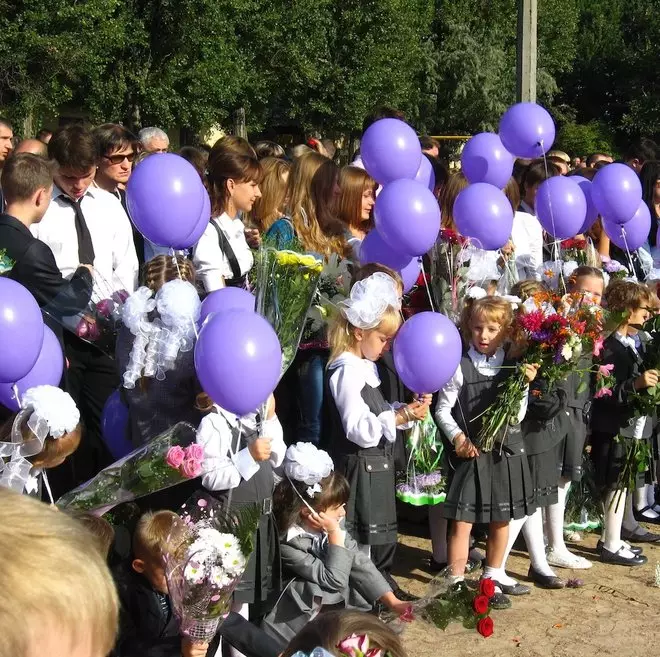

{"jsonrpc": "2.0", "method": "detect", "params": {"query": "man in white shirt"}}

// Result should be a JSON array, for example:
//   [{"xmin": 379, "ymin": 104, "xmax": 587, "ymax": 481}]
[{"xmin": 32, "ymin": 124, "xmax": 139, "ymax": 490}]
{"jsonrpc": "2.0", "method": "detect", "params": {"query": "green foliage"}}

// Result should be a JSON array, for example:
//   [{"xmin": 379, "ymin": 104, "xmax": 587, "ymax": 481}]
[{"xmin": 556, "ymin": 121, "xmax": 616, "ymax": 157}]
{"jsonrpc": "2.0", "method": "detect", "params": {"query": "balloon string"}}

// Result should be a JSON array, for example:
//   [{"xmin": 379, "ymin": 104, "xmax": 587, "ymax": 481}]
[
  {"xmin": 12, "ymin": 384, "xmax": 20, "ymax": 408},
  {"xmin": 620, "ymin": 227, "xmax": 637, "ymax": 282},
  {"xmin": 419, "ymin": 257, "xmax": 436, "ymax": 312},
  {"xmin": 170, "ymin": 248, "xmax": 200, "ymax": 339},
  {"xmin": 42, "ymin": 470, "xmax": 55, "ymax": 506}
]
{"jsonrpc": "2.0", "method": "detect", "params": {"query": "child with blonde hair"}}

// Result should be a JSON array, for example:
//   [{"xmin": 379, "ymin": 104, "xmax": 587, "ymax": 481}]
[
  {"xmin": 324, "ymin": 273, "xmax": 431, "ymax": 592},
  {"xmin": 435, "ymin": 296, "xmax": 538, "ymax": 608}
]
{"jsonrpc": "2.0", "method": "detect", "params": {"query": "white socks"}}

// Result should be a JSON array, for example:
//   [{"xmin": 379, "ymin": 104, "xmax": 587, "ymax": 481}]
[
  {"xmin": 522, "ymin": 509, "xmax": 556, "ymax": 577},
  {"xmin": 635, "ymin": 484, "xmax": 660, "ymax": 519},
  {"xmin": 497, "ymin": 517, "xmax": 526, "ymax": 585},
  {"xmin": 429, "ymin": 504, "xmax": 448, "ymax": 563},
  {"xmin": 545, "ymin": 478, "xmax": 572, "ymax": 556},
  {"xmin": 602, "ymin": 489, "xmax": 635, "ymax": 558}
]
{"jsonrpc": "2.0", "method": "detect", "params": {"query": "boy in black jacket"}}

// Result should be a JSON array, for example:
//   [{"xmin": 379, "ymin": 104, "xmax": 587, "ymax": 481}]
[{"xmin": 113, "ymin": 510, "xmax": 282, "ymax": 657}]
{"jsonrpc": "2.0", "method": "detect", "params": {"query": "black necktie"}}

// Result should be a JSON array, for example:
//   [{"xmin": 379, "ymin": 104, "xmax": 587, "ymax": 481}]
[{"xmin": 60, "ymin": 195, "xmax": 96, "ymax": 264}]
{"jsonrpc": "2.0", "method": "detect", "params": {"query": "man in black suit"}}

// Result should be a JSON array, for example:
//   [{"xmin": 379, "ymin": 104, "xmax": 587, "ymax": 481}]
[{"xmin": 0, "ymin": 153, "xmax": 94, "ymax": 344}]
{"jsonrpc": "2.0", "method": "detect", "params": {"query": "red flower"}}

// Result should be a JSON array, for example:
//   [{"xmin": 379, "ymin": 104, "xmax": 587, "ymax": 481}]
[
  {"xmin": 518, "ymin": 310, "xmax": 544, "ymax": 333},
  {"xmin": 477, "ymin": 616, "xmax": 494, "ymax": 638},
  {"xmin": 479, "ymin": 578, "xmax": 496, "ymax": 599},
  {"xmin": 473, "ymin": 594, "xmax": 490, "ymax": 615}
]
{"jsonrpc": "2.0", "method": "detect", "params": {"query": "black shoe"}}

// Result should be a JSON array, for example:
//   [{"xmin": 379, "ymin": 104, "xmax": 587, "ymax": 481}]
[
  {"xmin": 527, "ymin": 566, "xmax": 565, "ymax": 589},
  {"xmin": 621, "ymin": 527, "xmax": 660, "ymax": 543},
  {"xmin": 596, "ymin": 540, "xmax": 643, "ymax": 555},
  {"xmin": 427, "ymin": 557, "xmax": 480, "ymax": 574},
  {"xmin": 633, "ymin": 506, "xmax": 660, "ymax": 525},
  {"xmin": 489, "ymin": 591, "xmax": 512, "ymax": 609},
  {"xmin": 491, "ymin": 580, "xmax": 531, "ymax": 596},
  {"xmin": 392, "ymin": 587, "xmax": 419, "ymax": 602},
  {"xmin": 600, "ymin": 546, "xmax": 648, "ymax": 567}
]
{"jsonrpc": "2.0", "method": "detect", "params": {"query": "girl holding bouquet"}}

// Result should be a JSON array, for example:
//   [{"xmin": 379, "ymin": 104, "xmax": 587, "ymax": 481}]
[
  {"xmin": 195, "ymin": 393, "xmax": 286, "ymax": 653},
  {"xmin": 324, "ymin": 272, "xmax": 431, "ymax": 592},
  {"xmin": 263, "ymin": 443, "xmax": 411, "ymax": 644},
  {"xmin": 435, "ymin": 296, "xmax": 538, "ymax": 608},
  {"xmin": 591, "ymin": 280, "xmax": 658, "ymax": 565}
]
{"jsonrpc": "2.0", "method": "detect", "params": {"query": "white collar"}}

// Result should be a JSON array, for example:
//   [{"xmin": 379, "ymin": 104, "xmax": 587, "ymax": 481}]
[
  {"xmin": 468, "ymin": 345, "xmax": 505, "ymax": 366},
  {"xmin": 615, "ymin": 331, "xmax": 637, "ymax": 351},
  {"xmin": 215, "ymin": 405, "xmax": 258, "ymax": 427},
  {"xmin": 328, "ymin": 351, "xmax": 381, "ymax": 388},
  {"xmin": 285, "ymin": 523, "xmax": 321, "ymax": 542},
  {"xmin": 54, "ymin": 184, "xmax": 98, "ymax": 202}
]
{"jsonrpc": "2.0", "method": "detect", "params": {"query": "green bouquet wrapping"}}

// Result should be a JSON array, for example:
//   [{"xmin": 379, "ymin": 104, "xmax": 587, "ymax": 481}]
[
  {"xmin": 396, "ymin": 412, "xmax": 446, "ymax": 506},
  {"xmin": 254, "ymin": 246, "xmax": 324, "ymax": 376},
  {"xmin": 56, "ymin": 422, "xmax": 201, "ymax": 514}
]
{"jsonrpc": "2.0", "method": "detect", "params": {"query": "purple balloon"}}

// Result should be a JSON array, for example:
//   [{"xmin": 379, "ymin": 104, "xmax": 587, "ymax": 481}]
[
  {"xmin": 374, "ymin": 179, "xmax": 441, "ymax": 257},
  {"xmin": 101, "ymin": 390, "xmax": 133, "ymax": 460},
  {"xmin": 127, "ymin": 153, "xmax": 207, "ymax": 248},
  {"xmin": 603, "ymin": 201, "xmax": 651, "ymax": 251},
  {"xmin": 393, "ymin": 312, "xmax": 462, "ymax": 393},
  {"xmin": 0, "ymin": 278, "xmax": 44, "ymax": 383},
  {"xmin": 592, "ymin": 163, "xmax": 643, "ymax": 226},
  {"xmin": 0, "ymin": 326, "xmax": 63, "ymax": 411},
  {"xmin": 359, "ymin": 230, "xmax": 411, "ymax": 270},
  {"xmin": 400, "ymin": 258, "xmax": 421, "ymax": 294},
  {"xmin": 415, "ymin": 155, "xmax": 436, "ymax": 192},
  {"xmin": 172, "ymin": 187, "xmax": 211, "ymax": 250},
  {"xmin": 195, "ymin": 309, "xmax": 282, "ymax": 417},
  {"xmin": 535, "ymin": 176, "xmax": 587, "ymax": 239},
  {"xmin": 453, "ymin": 183, "xmax": 514, "ymax": 250},
  {"xmin": 361, "ymin": 119, "xmax": 422, "ymax": 186},
  {"xmin": 461, "ymin": 133, "xmax": 515, "ymax": 188},
  {"xmin": 200, "ymin": 287, "xmax": 255, "ymax": 324},
  {"xmin": 498, "ymin": 103, "xmax": 556, "ymax": 158},
  {"xmin": 571, "ymin": 176, "xmax": 599, "ymax": 233}
]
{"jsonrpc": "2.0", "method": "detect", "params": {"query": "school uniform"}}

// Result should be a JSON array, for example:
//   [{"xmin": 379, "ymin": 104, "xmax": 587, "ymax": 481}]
[
  {"xmin": 193, "ymin": 212, "xmax": 253, "ymax": 291},
  {"xmin": 196, "ymin": 407, "xmax": 285, "ymax": 604},
  {"xmin": 435, "ymin": 347, "xmax": 536, "ymax": 523},
  {"xmin": 522, "ymin": 377, "xmax": 567, "ymax": 507},
  {"xmin": 324, "ymin": 353, "xmax": 405, "ymax": 549},
  {"xmin": 591, "ymin": 333, "xmax": 652, "ymax": 490},
  {"xmin": 261, "ymin": 526, "xmax": 391, "ymax": 644}
]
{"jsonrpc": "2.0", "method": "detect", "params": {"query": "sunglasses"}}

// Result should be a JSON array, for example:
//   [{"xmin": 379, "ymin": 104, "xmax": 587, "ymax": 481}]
[{"xmin": 103, "ymin": 152, "xmax": 136, "ymax": 165}]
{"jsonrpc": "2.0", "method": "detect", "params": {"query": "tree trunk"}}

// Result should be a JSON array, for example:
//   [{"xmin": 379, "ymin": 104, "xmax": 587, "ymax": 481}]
[{"xmin": 234, "ymin": 107, "xmax": 247, "ymax": 140}]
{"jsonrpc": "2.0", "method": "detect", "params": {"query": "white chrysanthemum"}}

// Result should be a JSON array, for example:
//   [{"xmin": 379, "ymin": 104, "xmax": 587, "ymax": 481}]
[
  {"xmin": 210, "ymin": 566, "xmax": 234, "ymax": 589},
  {"xmin": 561, "ymin": 343, "xmax": 573, "ymax": 361},
  {"xmin": 184, "ymin": 561, "xmax": 206, "ymax": 584}
]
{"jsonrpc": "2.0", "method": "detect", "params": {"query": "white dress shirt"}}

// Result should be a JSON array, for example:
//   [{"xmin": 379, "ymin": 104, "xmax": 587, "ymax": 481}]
[
  {"xmin": 511, "ymin": 210, "xmax": 543, "ymax": 281},
  {"xmin": 193, "ymin": 212, "xmax": 254, "ymax": 292},
  {"xmin": 434, "ymin": 346, "xmax": 529, "ymax": 442},
  {"xmin": 196, "ymin": 405, "xmax": 285, "ymax": 491},
  {"xmin": 328, "ymin": 352, "xmax": 410, "ymax": 449},
  {"xmin": 31, "ymin": 185, "xmax": 138, "ymax": 294}
]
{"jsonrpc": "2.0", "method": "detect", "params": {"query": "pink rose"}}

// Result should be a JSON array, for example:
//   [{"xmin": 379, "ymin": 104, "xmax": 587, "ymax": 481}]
[
  {"xmin": 165, "ymin": 446, "xmax": 186, "ymax": 469},
  {"xmin": 184, "ymin": 443, "xmax": 204, "ymax": 461},
  {"xmin": 598, "ymin": 364, "xmax": 614, "ymax": 376},
  {"xmin": 338, "ymin": 634, "xmax": 369, "ymax": 656},
  {"xmin": 180, "ymin": 458, "xmax": 203, "ymax": 478},
  {"xmin": 594, "ymin": 387, "xmax": 612, "ymax": 399},
  {"xmin": 592, "ymin": 336, "xmax": 604, "ymax": 357}
]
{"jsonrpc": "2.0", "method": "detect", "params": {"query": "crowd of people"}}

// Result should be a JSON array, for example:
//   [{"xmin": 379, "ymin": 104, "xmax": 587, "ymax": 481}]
[{"xmin": 1, "ymin": 108, "xmax": 660, "ymax": 657}]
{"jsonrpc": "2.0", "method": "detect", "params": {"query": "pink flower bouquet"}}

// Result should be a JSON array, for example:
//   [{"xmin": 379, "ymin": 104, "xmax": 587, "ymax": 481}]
[{"xmin": 56, "ymin": 422, "xmax": 203, "ymax": 513}]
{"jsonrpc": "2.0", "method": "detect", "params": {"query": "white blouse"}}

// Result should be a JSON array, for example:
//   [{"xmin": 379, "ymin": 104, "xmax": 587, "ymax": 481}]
[
  {"xmin": 196, "ymin": 405, "xmax": 285, "ymax": 491},
  {"xmin": 511, "ymin": 210, "xmax": 543, "ymax": 281},
  {"xmin": 328, "ymin": 352, "xmax": 410, "ymax": 449},
  {"xmin": 193, "ymin": 212, "xmax": 254, "ymax": 292},
  {"xmin": 434, "ymin": 346, "xmax": 529, "ymax": 442}
]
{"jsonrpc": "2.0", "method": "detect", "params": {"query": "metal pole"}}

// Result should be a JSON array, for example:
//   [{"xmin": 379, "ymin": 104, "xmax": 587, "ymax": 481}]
[
  {"xmin": 516, "ymin": 0, "xmax": 537, "ymax": 103},
  {"xmin": 234, "ymin": 107, "xmax": 247, "ymax": 140}
]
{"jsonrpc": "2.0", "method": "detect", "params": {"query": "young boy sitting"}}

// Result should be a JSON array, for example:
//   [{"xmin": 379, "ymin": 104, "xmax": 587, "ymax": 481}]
[{"xmin": 113, "ymin": 510, "xmax": 283, "ymax": 657}]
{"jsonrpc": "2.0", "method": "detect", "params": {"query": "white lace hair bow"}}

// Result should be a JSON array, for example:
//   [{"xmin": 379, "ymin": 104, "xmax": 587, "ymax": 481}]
[
  {"xmin": 0, "ymin": 385, "xmax": 79, "ymax": 496},
  {"xmin": 339, "ymin": 272, "xmax": 401, "ymax": 330},
  {"xmin": 122, "ymin": 280, "xmax": 201, "ymax": 389},
  {"xmin": 284, "ymin": 442, "xmax": 334, "ymax": 498}
]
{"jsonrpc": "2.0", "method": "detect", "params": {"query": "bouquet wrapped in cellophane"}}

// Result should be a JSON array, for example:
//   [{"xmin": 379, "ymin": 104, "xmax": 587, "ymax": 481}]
[
  {"xmin": 254, "ymin": 241, "xmax": 324, "ymax": 376},
  {"xmin": 477, "ymin": 290, "xmax": 609, "ymax": 452},
  {"xmin": 396, "ymin": 412, "xmax": 446, "ymax": 506},
  {"xmin": 56, "ymin": 422, "xmax": 203, "ymax": 514},
  {"xmin": 383, "ymin": 567, "xmax": 496, "ymax": 638},
  {"xmin": 165, "ymin": 495, "xmax": 261, "ymax": 642}
]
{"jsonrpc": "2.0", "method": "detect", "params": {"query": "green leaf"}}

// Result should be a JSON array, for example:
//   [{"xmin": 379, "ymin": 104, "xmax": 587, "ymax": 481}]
[{"xmin": 576, "ymin": 380, "xmax": 588, "ymax": 394}]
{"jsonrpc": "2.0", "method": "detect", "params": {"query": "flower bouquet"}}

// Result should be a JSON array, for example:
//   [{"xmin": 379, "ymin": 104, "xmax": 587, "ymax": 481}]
[
  {"xmin": 476, "ymin": 290, "xmax": 607, "ymax": 451},
  {"xmin": 254, "ymin": 242, "xmax": 324, "ymax": 375},
  {"xmin": 396, "ymin": 413, "xmax": 445, "ymax": 506},
  {"xmin": 56, "ymin": 422, "xmax": 203, "ymax": 513},
  {"xmin": 428, "ymin": 229, "xmax": 470, "ymax": 320},
  {"xmin": 560, "ymin": 238, "xmax": 588, "ymax": 265},
  {"xmin": 564, "ymin": 456, "xmax": 603, "ymax": 532},
  {"xmin": 602, "ymin": 257, "xmax": 629, "ymax": 282},
  {"xmin": 165, "ymin": 495, "xmax": 261, "ymax": 641},
  {"xmin": 385, "ymin": 570, "xmax": 495, "ymax": 637}
]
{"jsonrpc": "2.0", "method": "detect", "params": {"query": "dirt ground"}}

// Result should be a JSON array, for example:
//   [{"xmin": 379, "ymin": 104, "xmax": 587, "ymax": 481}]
[{"xmin": 391, "ymin": 520, "xmax": 660, "ymax": 656}]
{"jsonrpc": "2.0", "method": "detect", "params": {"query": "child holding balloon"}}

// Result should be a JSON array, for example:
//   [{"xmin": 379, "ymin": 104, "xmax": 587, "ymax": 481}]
[
  {"xmin": 324, "ymin": 272, "xmax": 431, "ymax": 589},
  {"xmin": 435, "ymin": 296, "xmax": 538, "ymax": 609}
]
